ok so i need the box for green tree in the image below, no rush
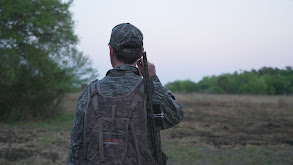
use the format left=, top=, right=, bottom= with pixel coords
left=197, top=76, right=224, bottom=94
left=165, top=80, right=197, bottom=93
left=167, top=66, right=293, bottom=95
left=216, top=74, right=239, bottom=94
left=197, top=76, right=216, bottom=91
left=0, top=0, right=97, bottom=120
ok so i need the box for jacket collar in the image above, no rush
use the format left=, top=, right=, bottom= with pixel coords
left=106, top=65, right=141, bottom=77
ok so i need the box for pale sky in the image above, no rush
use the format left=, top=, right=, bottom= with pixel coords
left=71, top=0, right=293, bottom=85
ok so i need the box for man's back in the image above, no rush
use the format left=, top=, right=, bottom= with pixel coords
left=67, top=23, right=183, bottom=165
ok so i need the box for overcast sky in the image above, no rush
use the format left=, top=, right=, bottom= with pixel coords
left=70, top=0, right=293, bottom=85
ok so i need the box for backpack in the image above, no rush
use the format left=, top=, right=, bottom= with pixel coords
left=78, top=79, right=158, bottom=165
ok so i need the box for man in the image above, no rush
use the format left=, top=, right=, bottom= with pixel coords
left=67, top=23, right=183, bottom=165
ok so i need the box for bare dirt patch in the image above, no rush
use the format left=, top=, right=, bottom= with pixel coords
left=0, top=127, right=70, bottom=164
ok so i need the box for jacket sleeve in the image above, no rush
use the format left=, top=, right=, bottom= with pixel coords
left=151, top=75, right=184, bottom=130
left=67, top=88, right=88, bottom=165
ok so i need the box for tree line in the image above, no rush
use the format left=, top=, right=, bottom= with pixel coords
left=165, top=66, right=293, bottom=95
left=0, top=0, right=97, bottom=121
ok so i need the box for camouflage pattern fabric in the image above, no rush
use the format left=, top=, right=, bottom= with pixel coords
left=109, top=23, right=143, bottom=52
left=67, top=65, right=184, bottom=165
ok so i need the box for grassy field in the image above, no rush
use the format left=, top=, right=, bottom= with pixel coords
left=162, top=94, right=293, bottom=165
left=0, top=93, right=292, bottom=165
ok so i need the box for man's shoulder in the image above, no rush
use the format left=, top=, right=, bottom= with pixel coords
left=78, top=87, right=88, bottom=101
left=77, top=79, right=99, bottom=103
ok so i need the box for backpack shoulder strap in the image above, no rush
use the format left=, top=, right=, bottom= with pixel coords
left=82, top=79, right=99, bottom=160
left=88, top=79, right=99, bottom=96
left=88, top=79, right=100, bottom=114
left=134, top=78, right=154, bottom=97
left=134, top=78, right=146, bottom=98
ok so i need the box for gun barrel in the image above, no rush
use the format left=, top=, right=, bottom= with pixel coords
left=142, top=52, right=159, bottom=162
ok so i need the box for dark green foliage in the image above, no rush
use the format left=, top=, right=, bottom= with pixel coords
left=165, top=80, right=198, bottom=93
left=0, top=0, right=97, bottom=120
left=166, top=67, right=293, bottom=95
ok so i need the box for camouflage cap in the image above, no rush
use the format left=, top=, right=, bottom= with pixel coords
left=109, top=23, right=143, bottom=54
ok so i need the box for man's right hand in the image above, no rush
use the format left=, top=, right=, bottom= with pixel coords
left=137, top=58, right=156, bottom=78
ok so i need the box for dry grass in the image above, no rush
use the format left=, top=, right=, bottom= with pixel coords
left=163, top=93, right=293, bottom=145
left=175, top=93, right=293, bottom=109
left=161, top=93, right=293, bottom=164
left=1, top=93, right=293, bottom=164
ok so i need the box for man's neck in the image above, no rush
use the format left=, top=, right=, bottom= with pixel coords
left=113, top=62, right=137, bottom=68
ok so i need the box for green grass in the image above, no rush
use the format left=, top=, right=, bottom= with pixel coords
left=0, top=112, right=74, bottom=165
left=162, top=140, right=293, bottom=165
left=0, top=112, right=74, bottom=132
left=0, top=158, right=8, bottom=164
left=162, top=140, right=204, bottom=162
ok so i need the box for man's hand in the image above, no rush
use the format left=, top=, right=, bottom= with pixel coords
left=137, top=58, right=156, bottom=78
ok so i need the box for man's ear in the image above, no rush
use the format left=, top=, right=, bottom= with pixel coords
left=139, top=47, right=144, bottom=59
left=109, top=45, right=115, bottom=57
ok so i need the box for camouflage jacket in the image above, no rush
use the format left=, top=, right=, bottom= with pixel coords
left=67, top=65, right=184, bottom=165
